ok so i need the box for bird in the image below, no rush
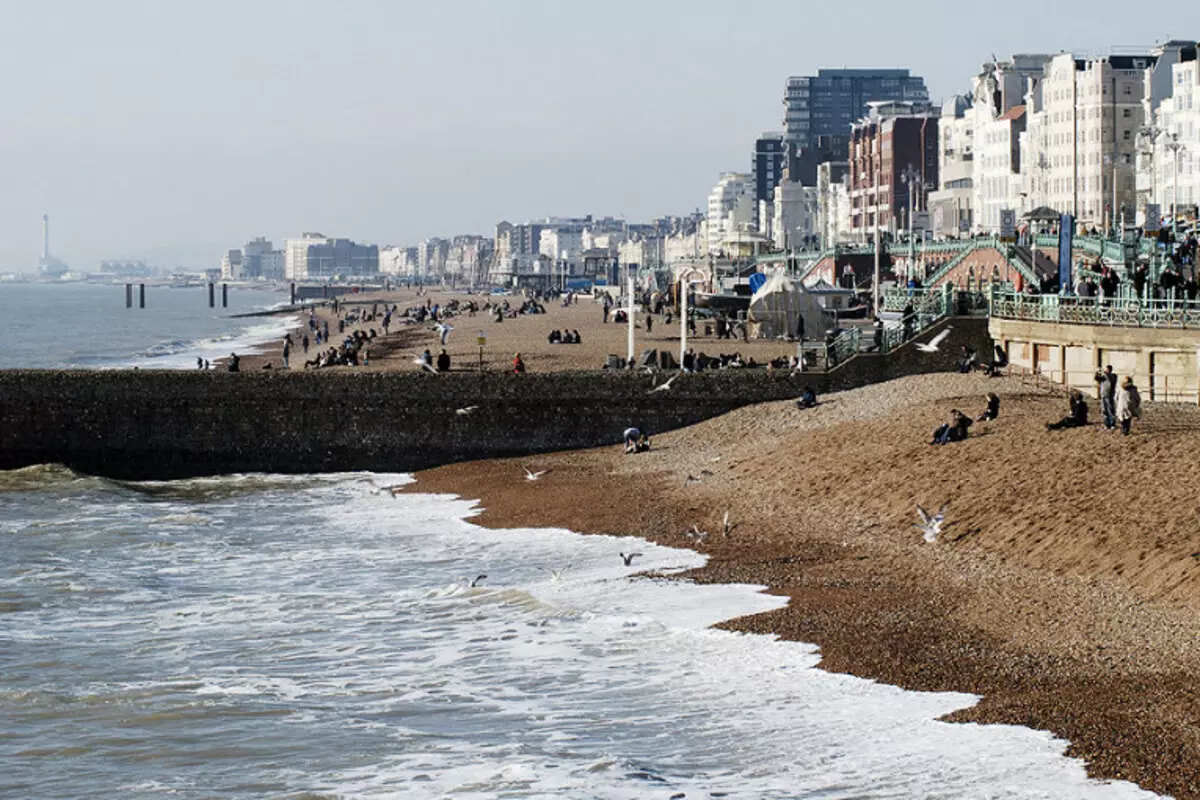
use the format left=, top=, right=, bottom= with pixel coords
left=684, top=525, right=709, bottom=544
left=683, top=474, right=703, bottom=487
left=620, top=552, right=643, bottom=566
left=648, top=373, right=680, bottom=394
left=915, top=327, right=952, bottom=353
left=455, top=405, right=479, bottom=416
left=524, top=467, right=548, bottom=481
left=915, top=504, right=947, bottom=543
left=722, top=511, right=738, bottom=539
left=412, top=356, right=438, bottom=374
left=434, top=322, right=454, bottom=343
left=470, top=574, right=488, bottom=587
left=539, top=565, right=571, bottom=581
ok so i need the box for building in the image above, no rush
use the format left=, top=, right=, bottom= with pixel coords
left=817, top=161, right=851, bottom=246
left=1138, top=41, right=1199, bottom=227
left=771, top=181, right=818, bottom=249
left=848, top=103, right=939, bottom=239
left=1022, top=52, right=1158, bottom=231
left=706, top=172, right=754, bottom=255
left=753, top=133, right=786, bottom=233
left=220, top=249, right=242, bottom=280
left=975, top=105, right=1027, bottom=232
left=284, top=233, right=378, bottom=280
left=928, top=95, right=975, bottom=237
left=783, top=68, right=930, bottom=150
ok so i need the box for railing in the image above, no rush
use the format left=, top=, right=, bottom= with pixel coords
left=990, top=287, right=1200, bottom=329
left=823, top=327, right=861, bottom=369
left=1011, top=364, right=1198, bottom=405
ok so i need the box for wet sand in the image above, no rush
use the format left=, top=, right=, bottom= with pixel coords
left=413, top=373, right=1200, bottom=799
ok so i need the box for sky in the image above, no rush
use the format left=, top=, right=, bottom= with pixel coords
left=0, top=0, right=1185, bottom=271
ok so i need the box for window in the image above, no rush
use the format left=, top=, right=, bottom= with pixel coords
left=1123, top=108, right=1132, bottom=118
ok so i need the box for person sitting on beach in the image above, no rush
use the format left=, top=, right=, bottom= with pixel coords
left=1046, top=389, right=1089, bottom=431
left=512, top=352, right=525, bottom=373
left=931, top=409, right=972, bottom=445
left=623, top=427, right=642, bottom=454
left=436, top=349, right=451, bottom=373
left=572, top=329, right=582, bottom=344
left=548, top=330, right=562, bottom=344
left=956, top=346, right=977, bottom=374
left=985, top=344, right=1007, bottom=376
left=419, top=349, right=433, bottom=367
left=977, top=393, right=1000, bottom=422
left=797, top=386, right=818, bottom=409
left=635, top=434, right=651, bottom=453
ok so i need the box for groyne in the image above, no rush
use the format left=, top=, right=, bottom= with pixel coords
left=0, top=319, right=990, bottom=479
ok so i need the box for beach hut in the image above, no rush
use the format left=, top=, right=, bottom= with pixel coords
left=747, top=272, right=831, bottom=340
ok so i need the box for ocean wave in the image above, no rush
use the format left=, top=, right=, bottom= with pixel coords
left=109, top=315, right=301, bottom=370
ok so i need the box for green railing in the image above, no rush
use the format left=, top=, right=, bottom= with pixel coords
left=823, top=327, right=861, bottom=368
left=990, top=287, right=1200, bottom=329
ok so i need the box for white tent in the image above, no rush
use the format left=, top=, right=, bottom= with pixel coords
left=747, top=272, right=832, bottom=340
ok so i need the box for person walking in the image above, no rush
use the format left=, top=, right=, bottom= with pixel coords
left=1116, top=376, right=1142, bottom=436
left=1095, top=365, right=1117, bottom=431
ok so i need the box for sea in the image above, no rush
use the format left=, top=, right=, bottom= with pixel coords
left=0, top=282, right=295, bottom=369
left=0, top=282, right=1169, bottom=799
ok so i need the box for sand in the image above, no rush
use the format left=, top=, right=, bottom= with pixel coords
left=227, top=288, right=817, bottom=373
left=413, top=372, right=1200, bottom=798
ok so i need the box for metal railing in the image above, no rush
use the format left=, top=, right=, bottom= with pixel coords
left=990, top=287, right=1200, bottom=329
left=1011, top=364, right=1198, bottom=405
left=823, top=327, right=861, bottom=368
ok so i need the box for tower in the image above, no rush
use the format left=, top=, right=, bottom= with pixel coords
left=42, top=214, right=50, bottom=259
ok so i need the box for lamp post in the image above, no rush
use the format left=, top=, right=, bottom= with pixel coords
left=1165, top=134, right=1188, bottom=243
left=900, top=164, right=922, bottom=281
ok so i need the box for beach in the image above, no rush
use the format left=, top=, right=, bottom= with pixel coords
left=413, top=372, right=1200, bottom=799
left=228, top=288, right=818, bottom=373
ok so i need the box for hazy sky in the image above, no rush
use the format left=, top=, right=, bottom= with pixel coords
left=0, top=0, right=1183, bottom=270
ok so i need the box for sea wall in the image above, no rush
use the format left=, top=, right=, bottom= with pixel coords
left=0, top=319, right=990, bottom=479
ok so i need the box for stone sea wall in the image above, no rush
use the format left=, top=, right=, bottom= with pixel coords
left=0, top=319, right=990, bottom=479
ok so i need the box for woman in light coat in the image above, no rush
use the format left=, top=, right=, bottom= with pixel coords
left=1116, top=376, right=1142, bottom=436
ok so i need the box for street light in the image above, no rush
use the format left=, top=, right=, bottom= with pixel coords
left=677, top=266, right=707, bottom=370
left=900, top=164, right=922, bottom=283
left=1165, top=134, right=1188, bottom=242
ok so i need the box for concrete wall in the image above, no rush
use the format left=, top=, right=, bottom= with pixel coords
left=0, top=319, right=990, bottom=480
left=991, top=317, right=1200, bottom=402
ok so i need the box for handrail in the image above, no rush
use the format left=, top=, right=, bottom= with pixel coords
left=990, top=288, right=1200, bottom=329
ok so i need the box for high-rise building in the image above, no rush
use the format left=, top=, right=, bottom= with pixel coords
left=706, top=173, right=753, bottom=254
left=284, top=233, right=378, bottom=280
left=752, top=133, right=786, bottom=232
left=783, top=69, right=930, bottom=150
left=1137, top=41, right=1199, bottom=227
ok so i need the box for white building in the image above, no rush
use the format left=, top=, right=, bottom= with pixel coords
left=664, top=225, right=707, bottom=267
left=928, top=95, right=975, bottom=237
left=1138, top=42, right=1199, bottom=227
left=706, top=172, right=754, bottom=255
left=539, top=228, right=584, bottom=271
left=975, top=106, right=1027, bottom=231
left=771, top=181, right=818, bottom=249
left=816, top=162, right=851, bottom=246
left=1023, top=52, right=1157, bottom=231
left=285, top=233, right=327, bottom=280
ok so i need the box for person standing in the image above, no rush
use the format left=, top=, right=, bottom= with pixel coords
left=1095, top=365, right=1117, bottom=430
left=282, top=340, right=291, bottom=370
left=1116, top=376, right=1142, bottom=436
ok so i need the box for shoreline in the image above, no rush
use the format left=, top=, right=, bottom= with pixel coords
left=412, top=372, right=1200, bottom=799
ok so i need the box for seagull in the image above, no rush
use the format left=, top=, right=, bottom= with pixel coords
left=524, top=467, right=548, bottom=482
left=915, top=504, right=947, bottom=543
left=538, top=565, right=571, bottom=581
left=412, top=357, right=438, bottom=374
left=620, top=552, right=643, bottom=566
left=434, top=322, right=454, bottom=343
left=722, top=511, right=738, bottom=539
left=470, top=574, right=488, bottom=587
left=455, top=405, right=479, bottom=416
left=648, top=373, right=680, bottom=394
left=683, top=474, right=703, bottom=487
left=684, top=525, right=709, bottom=544
left=915, top=327, right=952, bottom=353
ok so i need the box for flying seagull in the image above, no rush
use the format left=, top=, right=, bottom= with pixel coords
left=412, top=357, right=438, bottom=374
left=915, top=504, right=947, bottom=543
left=455, top=405, right=479, bottom=416
left=915, top=327, right=952, bottom=354
left=620, top=552, right=643, bottom=566
left=684, top=525, right=709, bottom=544
left=539, top=565, right=571, bottom=582
left=470, top=574, right=488, bottom=587
left=648, top=373, right=680, bottom=394
left=524, top=467, right=548, bottom=482
left=683, top=474, right=703, bottom=487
